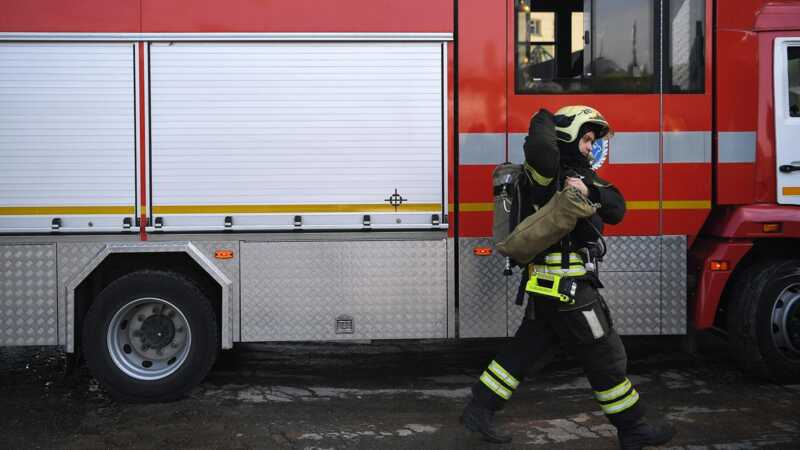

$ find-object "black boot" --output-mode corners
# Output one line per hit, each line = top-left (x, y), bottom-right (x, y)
(460, 401), (512, 444)
(617, 419), (676, 450)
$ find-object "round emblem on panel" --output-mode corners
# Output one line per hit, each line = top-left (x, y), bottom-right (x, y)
(591, 138), (609, 171)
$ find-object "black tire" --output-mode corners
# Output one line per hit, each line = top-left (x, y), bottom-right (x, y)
(82, 270), (219, 402)
(727, 259), (800, 383)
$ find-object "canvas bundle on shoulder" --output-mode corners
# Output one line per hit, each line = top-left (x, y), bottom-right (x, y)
(492, 162), (524, 244)
(496, 186), (597, 265)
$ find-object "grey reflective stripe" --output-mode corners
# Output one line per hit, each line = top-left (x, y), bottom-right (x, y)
(719, 131), (756, 163)
(511, 132), (660, 164)
(468, 131), (716, 165)
(582, 309), (606, 339)
(459, 133), (506, 165)
(664, 131), (711, 163)
(508, 133), (526, 164)
(608, 132), (660, 164)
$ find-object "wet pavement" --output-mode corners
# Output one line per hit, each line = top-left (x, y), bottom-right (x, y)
(1, 333), (799, 450)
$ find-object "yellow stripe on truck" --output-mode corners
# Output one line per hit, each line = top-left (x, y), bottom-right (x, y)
(0, 200), (711, 216)
(625, 201), (660, 210)
(456, 200), (710, 213)
(458, 202), (493, 212)
(0, 206), (135, 215)
(152, 203), (442, 214)
(662, 200), (711, 209)
(623, 200), (711, 210)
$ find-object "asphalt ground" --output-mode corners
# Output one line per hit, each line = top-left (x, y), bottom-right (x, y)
(1, 333), (799, 450)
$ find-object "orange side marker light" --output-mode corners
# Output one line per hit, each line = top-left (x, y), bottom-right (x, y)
(762, 223), (782, 233)
(215, 250), (235, 260)
(709, 260), (730, 271)
(474, 247), (493, 256)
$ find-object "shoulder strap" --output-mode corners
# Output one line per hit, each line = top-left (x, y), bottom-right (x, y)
(556, 165), (572, 269)
(588, 172), (614, 188)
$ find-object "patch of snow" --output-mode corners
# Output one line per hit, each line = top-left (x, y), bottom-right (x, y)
(531, 418), (598, 443)
(298, 434), (323, 441)
(665, 406), (745, 423)
(406, 424), (438, 433)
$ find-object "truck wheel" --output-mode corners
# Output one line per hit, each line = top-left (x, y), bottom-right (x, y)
(82, 270), (219, 402)
(727, 259), (800, 383)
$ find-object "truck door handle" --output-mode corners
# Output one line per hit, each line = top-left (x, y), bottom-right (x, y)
(779, 163), (800, 173)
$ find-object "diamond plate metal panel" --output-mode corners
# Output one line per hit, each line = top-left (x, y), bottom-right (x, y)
(187, 241), (240, 341)
(459, 236), (668, 337)
(447, 238), (456, 338)
(241, 239), (447, 341)
(458, 238), (507, 338)
(601, 237), (661, 272)
(507, 269), (527, 336)
(601, 272), (661, 335)
(506, 273), (666, 336)
(457, 236), (683, 337)
(58, 242), (106, 348)
(0, 245), (57, 345)
(661, 235), (687, 334)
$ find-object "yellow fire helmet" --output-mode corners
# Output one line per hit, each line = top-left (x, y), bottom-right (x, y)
(553, 105), (611, 143)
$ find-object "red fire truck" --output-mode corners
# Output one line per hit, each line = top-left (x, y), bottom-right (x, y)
(0, 0), (798, 401)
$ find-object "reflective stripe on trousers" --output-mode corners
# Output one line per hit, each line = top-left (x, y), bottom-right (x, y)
(480, 360), (519, 400)
(594, 378), (640, 415)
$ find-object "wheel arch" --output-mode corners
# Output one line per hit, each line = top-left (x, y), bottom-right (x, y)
(68, 242), (232, 353)
(722, 252), (800, 382)
(716, 238), (800, 330)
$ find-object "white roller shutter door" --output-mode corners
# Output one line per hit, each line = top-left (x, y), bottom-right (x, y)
(0, 43), (137, 233)
(149, 42), (446, 230)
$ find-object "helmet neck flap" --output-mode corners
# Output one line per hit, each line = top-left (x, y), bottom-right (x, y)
(558, 125), (592, 170)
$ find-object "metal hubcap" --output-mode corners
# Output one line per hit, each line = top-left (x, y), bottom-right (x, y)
(771, 282), (800, 360)
(140, 315), (176, 350)
(107, 298), (191, 380)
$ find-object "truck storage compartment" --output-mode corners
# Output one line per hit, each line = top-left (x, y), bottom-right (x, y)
(148, 42), (447, 231)
(0, 43), (137, 233)
(240, 239), (448, 341)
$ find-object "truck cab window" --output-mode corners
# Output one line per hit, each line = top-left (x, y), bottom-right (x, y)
(515, 0), (656, 93)
(665, 0), (705, 92)
(788, 47), (800, 117)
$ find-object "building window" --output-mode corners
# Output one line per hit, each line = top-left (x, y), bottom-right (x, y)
(665, 0), (705, 92)
(515, 0), (657, 94)
(788, 47), (800, 117)
(530, 18), (543, 36)
(517, 11), (556, 81)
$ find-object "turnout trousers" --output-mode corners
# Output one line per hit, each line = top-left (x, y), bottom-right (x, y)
(471, 279), (645, 429)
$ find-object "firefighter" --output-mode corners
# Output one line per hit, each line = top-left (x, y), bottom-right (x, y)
(460, 106), (676, 450)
